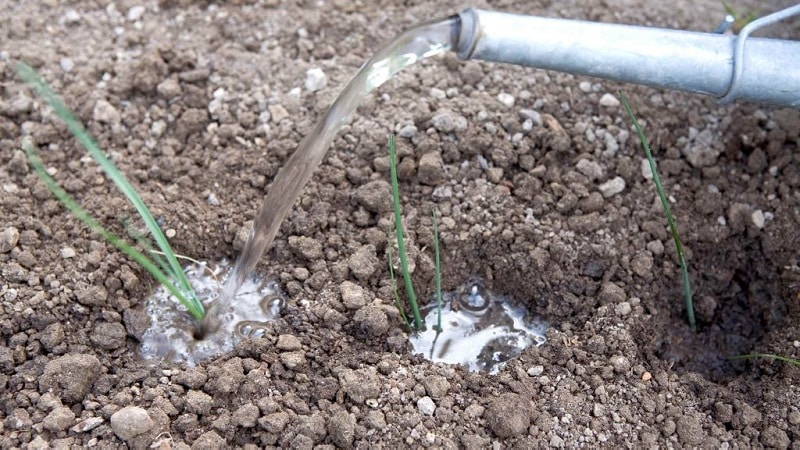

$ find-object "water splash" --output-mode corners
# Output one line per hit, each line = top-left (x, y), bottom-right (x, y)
(140, 260), (283, 365)
(213, 17), (461, 318)
(409, 281), (547, 374)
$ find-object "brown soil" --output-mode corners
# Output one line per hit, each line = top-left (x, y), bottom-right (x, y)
(1, 0), (799, 448)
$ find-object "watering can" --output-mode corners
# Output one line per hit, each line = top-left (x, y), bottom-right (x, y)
(454, 5), (800, 108)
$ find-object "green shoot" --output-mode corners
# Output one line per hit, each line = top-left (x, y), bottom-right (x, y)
(432, 211), (442, 333)
(387, 246), (410, 329)
(389, 134), (423, 330)
(23, 142), (204, 320)
(729, 353), (800, 367)
(17, 62), (204, 320)
(620, 92), (696, 332)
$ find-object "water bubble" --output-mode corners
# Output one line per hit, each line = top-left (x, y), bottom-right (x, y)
(408, 280), (548, 374)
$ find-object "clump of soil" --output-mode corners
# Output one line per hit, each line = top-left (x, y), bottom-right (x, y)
(0, 0), (798, 448)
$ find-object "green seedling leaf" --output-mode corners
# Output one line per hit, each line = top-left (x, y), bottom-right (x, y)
(17, 62), (204, 320)
(387, 246), (410, 329)
(389, 134), (423, 331)
(729, 353), (800, 367)
(620, 92), (696, 332)
(23, 141), (205, 320)
(432, 211), (442, 333)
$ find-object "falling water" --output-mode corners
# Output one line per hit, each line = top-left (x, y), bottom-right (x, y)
(209, 16), (461, 324)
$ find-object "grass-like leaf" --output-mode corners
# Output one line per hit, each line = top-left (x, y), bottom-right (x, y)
(23, 141), (204, 320)
(387, 246), (410, 329)
(620, 92), (696, 332)
(432, 211), (442, 333)
(17, 62), (204, 320)
(729, 353), (800, 367)
(389, 134), (423, 331)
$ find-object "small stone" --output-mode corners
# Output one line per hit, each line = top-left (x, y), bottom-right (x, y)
(93, 99), (121, 125)
(599, 93), (620, 107)
(280, 351), (307, 370)
(43, 406), (76, 432)
(485, 393), (530, 438)
(71, 417), (104, 433)
(287, 235), (323, 260)
(417, 396), (436, 416)
(599, 176), (626, 198)
(497, 92), (515, 108)
(156, 78), (181, 99)
(191, 431), (225, 450)
(0, 227), (19, 253)
(340, 281), (368, 310)
(39, 354), (102, 404)
(348, 244), (379, 282)
(615, 302), (632, 316)
(684, 146), (720, 168)
(599, 282), (626, 304)
(339, 368), (381, 403)
(328, 411), (356, 447)
(127, 5), (145, 21)
(398, 125), (417, 138)
(751, 210), (765, 229)
(232, 404), (260, 428)
(90, 322), (126, 350)
(110, 406), (154, 442)
(268, 104), (289, 123)
(185, 390), (214, 415)
(609, 355), (631, 373)
(641, 372), (652, 381)
(353, 306), (389, 338)
(527, 365), (544, 377)
(304, 68), (327, 92)
(418, 152), (444, 185)
(429, 88), (446, 99)
(431, 109), (467, 133)
(355, 180), (392, 213)
(578, 81), (592, 92)
(576, 159), (604, 181)
(60, 58), (74, 72)
(675, 415), (704, 446)
(165, 229), (176, 238)
(641, 158), (654, 180)
(62, 9), (81, 25)
(486, 167), (504, 184)
(276, 334), (302, 351)
(422, 375), (450, 399)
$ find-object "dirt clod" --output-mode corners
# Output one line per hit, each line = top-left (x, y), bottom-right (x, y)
(110, 406), (154, 443)
(39, 354), (101, 404)
(485, 393), (531, 438)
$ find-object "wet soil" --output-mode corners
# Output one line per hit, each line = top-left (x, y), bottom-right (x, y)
(1, 0), (799, 448)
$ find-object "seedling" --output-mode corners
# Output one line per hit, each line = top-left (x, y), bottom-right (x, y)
(620, 92), (696, 332)
(387, 135), (443, 332)
(17, 62), (205, 321)
(729, 353), (800, 367)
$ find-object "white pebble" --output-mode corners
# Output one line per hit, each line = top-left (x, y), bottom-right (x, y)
(165, 229), (176, 238)
(207, 193), (220, 206)
(429, 88), (446, 100)
(60, 247), (76, 259)
(578, 81), (592, 93)
(576, 159), (604, 181)
(527, 365), (544, 377)
(127, 5), (145, 21)
(398, 125), (417, 138)
(304, 68), (327, 92)
(497, 92), (515, 108)
(62, 9), (81, 25)
(599, 93), (621, 107)
(599, 176), (626, 198)
(615, 302), (632, 316)
(417, 396), (436, 416)
(60, 58), (74, 72)
(641, 159), (654, 180)
(751, 210), (765, 229)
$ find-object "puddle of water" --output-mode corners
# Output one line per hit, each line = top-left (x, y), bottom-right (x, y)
(409, 281), (547, 374)
(139, 260), (283, 365)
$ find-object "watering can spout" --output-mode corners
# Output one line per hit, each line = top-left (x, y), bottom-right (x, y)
(455, 7), (800, 109)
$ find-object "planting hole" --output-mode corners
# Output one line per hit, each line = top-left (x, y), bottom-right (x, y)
(140, 260), (283, 365)
(409, 280), (548, 374)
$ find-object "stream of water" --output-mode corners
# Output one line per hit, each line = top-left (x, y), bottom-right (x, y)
(207, 16), (460, 325)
